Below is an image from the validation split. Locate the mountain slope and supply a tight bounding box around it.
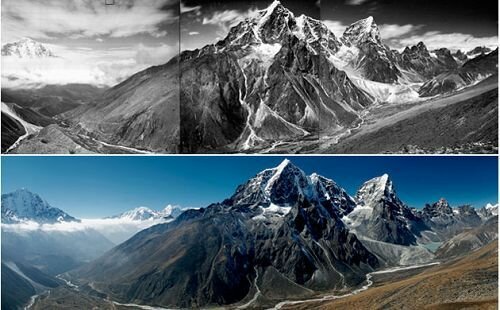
[435,216,498,258]
[419,49,498,97]
[1,111,26,153]
[1,263,36,310]
[71,160,379,308]
[343,174,427,246]
[65,61,179,153]
[1,189,78,224]
[312,241,498,310]
[2,84,107,117]
[179,2,373,152]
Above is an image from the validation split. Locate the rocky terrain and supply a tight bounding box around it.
[3,160,497,309]
[34,160,494,309]
[2,1,497,154]
[289,241,498,310]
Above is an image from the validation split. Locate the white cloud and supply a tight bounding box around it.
[346,0,370,5]
[1,0,177,42]
[1,42,178,88]
[180,2,201,14]
[2,217,169,244]
[323,20,348,37]
[397,31,498,51]
[379,24,422,39]
[202,8,260,38]
[319,20,496,52]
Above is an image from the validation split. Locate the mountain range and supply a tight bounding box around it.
[1,161,497,308]
[1,0,497,154]
[1,188,186,309]
[60,159,497,308]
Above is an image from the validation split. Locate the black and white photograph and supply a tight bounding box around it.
[1,0,180,154]
[1,0,498,154]
[179,0,498,153]
[0,1,499,310]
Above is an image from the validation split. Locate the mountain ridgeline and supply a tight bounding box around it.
[69,160,497,308]
[4,1,497,154]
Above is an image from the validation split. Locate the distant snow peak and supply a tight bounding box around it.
[112,204,183,221]
[485,203,499,215]
[1,37,55,58]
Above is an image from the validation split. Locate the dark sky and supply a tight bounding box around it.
[322,0,498,37]
[180,0,319,50]
[180,0,498,51]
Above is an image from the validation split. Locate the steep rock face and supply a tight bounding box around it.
[397,42,458,79]
[179,52,247,152]
[72,160,378,308]
[1,112,25,153]
[467,46,492,57]
[344,174,427,246]
[340,17,401,84]
[179,1,372,152]
[452,49,468,64]
[229,159,356,217]
[477,203,499,220]
[67,60,180,153]
[421,199,483,239]
[435,216,498,258]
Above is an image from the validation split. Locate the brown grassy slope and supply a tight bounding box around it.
[292,241,498,310]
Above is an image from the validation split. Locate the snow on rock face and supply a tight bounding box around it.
[1,189,78,224]
[110,205,184,221]
[342,16,381,46]
[230,159,355,217]
[111,206,160,221]
[485,203,498,215]
[355,174,393,207]
[1,38,55,58]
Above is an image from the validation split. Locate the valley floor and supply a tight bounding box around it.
[284,241,498,310]
[4,75,497,155]
[27,241,498,310]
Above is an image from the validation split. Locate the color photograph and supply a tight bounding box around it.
[1,156,498,309]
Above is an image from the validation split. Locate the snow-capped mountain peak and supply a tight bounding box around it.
[485,203,498,215]
[355,173,394,207]
[1,189,78,224]
[162,204,183,218]
[110,205,184,221]
[342,16,381,46]
[1,37,55,58]
[113,206,160,221]
[230,160,356,217]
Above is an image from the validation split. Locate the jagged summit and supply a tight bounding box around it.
[342,16,381,46]
[355,173,395,207]
[423,198,453,217]
[229,160,356,217]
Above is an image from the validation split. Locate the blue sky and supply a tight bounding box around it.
[1,156,497,218]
